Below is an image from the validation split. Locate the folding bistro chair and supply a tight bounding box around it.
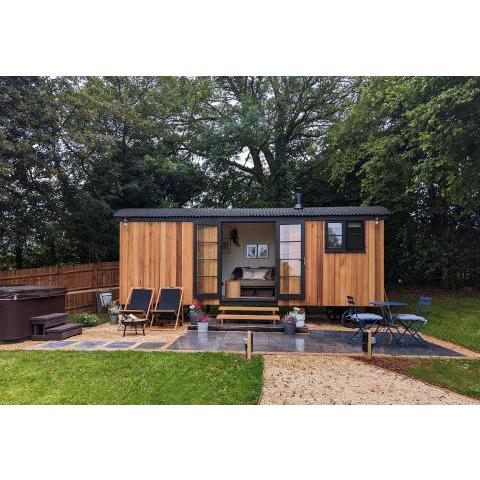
[150,287,184,330]
[392,296,432,344]
[119,287,154,335]
[345,296,383,338]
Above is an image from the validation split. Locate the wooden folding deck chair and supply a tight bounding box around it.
[119,287,154,333]
[150,287,184,330]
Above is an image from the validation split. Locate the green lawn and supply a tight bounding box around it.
[390,293,480,351]
[407,359,480,399]
[0,351,263,405]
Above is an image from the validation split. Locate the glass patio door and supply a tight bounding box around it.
[276,222,304,300]
[194,223,221,299]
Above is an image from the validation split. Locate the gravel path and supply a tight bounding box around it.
[260,355,478,405]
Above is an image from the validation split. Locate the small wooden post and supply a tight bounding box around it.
[367,330,372,360]
[246,330,252,360]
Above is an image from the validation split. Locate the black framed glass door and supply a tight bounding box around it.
[275,221,305,300]
[194,222,221,299]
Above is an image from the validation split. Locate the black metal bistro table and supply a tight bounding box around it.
[369,301,408,344]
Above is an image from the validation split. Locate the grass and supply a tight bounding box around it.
[364,356,480,400]
[389,292,480,352]
[0,351,263,405]
[407,359,480,399]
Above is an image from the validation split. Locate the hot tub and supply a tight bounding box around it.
[0,286,66,341]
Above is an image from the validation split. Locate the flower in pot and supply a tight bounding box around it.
[189,303,202,325]
[282,314,296,335]
[197,312,210,333]
[108,301,121,325]
[293,307,306,327]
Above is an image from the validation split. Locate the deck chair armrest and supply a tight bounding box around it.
[120,309,145,314]
[151,309,177,314]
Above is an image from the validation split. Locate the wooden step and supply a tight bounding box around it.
[216,314,280,324]
[31,313,67,329]
[44,323,82,340]
[219,306,279,312]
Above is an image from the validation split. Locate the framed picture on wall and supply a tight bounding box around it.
[246,244,258,258]
[257,244,269,259]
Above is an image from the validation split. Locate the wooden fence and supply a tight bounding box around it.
[0,261,119,313]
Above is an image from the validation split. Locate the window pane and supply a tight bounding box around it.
[279,260,301,276]
[197,225,217,242]
[346,222,364,250]
[280,242,301,259]
[197,259,217,277]
[197,242,217,259]
[197,277,217,294]
[197,224,218,295]
[327,222,342,236]
[280,276,301,294]
[280,224,301,242]
[327,235,343,249]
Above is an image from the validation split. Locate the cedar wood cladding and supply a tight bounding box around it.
[119,219,384,307]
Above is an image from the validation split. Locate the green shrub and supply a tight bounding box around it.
[70,313,99,327]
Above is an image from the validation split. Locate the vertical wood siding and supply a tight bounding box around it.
[120,220,384,308]
[119,221,194,304]
[298,219,384,306]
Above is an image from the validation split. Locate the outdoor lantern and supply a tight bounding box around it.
[375,216,380,225]
[122,217,128,226]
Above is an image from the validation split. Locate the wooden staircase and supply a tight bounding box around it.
[31,313,83,341]
[216,305,280,325]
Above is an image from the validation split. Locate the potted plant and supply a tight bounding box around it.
[197,312,210,333]
[189,303,202,325]
[282,314,296,335]
[108,301,121,325]
[292,307,306,327]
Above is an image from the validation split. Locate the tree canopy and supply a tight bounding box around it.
[1,76,479,288]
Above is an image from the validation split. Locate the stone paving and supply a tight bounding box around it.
[167,330,463,357]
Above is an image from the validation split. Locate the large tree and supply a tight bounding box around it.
[176,76,351,206]
[321,76,480,287]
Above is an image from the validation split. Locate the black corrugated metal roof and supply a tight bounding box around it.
[114,206,390,220]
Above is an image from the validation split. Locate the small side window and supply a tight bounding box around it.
[326,221,365,252]
[326,222,344,250]
[346,222,364,251]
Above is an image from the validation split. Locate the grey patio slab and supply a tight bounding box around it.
[72,340,107,350]
[104,341,136,349]
[134,342,165,350]
[167,330,463,357]
[35,340,78,350]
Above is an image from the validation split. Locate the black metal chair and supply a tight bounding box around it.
[345,296,383,338]
[392,296,432,344]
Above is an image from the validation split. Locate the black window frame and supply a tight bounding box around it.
[325,220,365,253]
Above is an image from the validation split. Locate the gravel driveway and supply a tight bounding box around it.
[260,355,478,405]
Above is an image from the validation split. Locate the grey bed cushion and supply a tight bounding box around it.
[239,279,275,288]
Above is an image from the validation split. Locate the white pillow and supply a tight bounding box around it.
[242,268,254,279]
[252,268,268,280]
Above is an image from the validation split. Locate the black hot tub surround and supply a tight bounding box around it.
[0,285,67,341]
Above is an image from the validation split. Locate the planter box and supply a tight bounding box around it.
[197,322,208,333]
[284,323,296,335]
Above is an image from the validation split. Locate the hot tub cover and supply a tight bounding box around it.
[0,285,67,300]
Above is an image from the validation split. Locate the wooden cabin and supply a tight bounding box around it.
[115,199,389,309]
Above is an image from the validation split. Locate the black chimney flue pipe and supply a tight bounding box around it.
[294,192,303,209]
